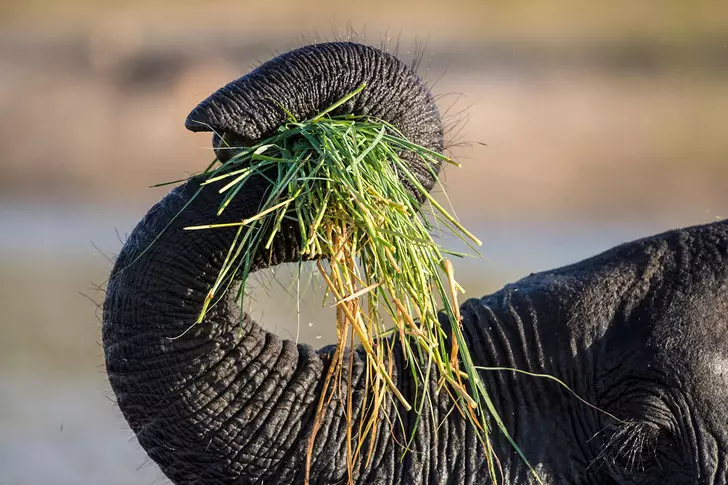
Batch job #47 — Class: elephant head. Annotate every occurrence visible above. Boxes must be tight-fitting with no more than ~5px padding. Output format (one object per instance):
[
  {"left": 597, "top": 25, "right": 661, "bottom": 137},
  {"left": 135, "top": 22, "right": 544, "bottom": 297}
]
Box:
[{"left": 103, "top": 42, "right": 728, "bottom": 484}]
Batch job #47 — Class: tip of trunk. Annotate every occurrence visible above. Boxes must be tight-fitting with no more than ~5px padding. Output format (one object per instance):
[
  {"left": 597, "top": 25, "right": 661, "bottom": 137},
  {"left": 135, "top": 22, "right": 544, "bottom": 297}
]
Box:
[{"left": 185, "top": 41, "right": 444, "bottom": 191}]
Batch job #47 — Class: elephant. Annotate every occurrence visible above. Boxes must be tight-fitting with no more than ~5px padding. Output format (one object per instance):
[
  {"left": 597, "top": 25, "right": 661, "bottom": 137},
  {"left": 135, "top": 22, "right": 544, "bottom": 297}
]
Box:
[{"left": 102, "top": 42, "right": 728, "bottom": 484}]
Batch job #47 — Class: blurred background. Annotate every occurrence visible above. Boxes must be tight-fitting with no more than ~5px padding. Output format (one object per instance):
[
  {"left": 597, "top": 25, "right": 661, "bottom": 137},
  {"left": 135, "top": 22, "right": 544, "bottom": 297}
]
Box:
[{"left": 1, "top": 1, "right": 726, "bottom": 483}]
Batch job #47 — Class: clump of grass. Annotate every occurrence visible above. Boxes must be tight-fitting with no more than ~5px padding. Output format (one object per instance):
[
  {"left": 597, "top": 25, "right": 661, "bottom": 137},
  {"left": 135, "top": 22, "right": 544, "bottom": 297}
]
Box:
[{"left": 181, "top": 83, "right": 536, "bottom": 484}]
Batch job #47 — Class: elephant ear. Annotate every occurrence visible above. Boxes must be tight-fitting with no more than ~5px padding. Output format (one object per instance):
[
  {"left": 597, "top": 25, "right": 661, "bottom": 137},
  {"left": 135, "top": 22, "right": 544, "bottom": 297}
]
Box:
[{"left": 102, "top": 42, "right": 447, "bottom": 485}]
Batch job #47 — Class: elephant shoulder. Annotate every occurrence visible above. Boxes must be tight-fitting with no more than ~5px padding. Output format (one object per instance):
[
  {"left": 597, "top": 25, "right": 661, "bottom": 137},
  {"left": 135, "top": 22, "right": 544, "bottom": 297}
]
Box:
[
  {"left": 471, "top": 219, "right": 728, "bottom": 346},
  {"left": 502, "top": 218, "right": 728, "bottom": 313}
]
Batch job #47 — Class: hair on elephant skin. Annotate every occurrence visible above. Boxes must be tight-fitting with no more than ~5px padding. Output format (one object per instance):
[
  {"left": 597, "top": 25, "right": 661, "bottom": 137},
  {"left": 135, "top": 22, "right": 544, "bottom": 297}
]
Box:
[{"left": 102, "top": 42, "right": 728, "bottom": 484}]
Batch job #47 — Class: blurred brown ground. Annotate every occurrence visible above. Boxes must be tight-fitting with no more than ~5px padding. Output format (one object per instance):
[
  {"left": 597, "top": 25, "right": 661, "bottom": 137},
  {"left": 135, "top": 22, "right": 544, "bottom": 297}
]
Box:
[
  {"left": 1, "top": 0, "right": 727, "bottom": 222},
  {"left": 1, "top": 2, "right": 727, "bottom": 483}
]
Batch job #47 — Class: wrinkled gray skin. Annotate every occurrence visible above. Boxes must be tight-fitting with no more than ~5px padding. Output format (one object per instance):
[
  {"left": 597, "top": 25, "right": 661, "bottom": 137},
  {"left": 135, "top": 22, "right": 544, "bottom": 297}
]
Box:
[{"left": 102, "top": 42, "right": 728, "bottom": 484}]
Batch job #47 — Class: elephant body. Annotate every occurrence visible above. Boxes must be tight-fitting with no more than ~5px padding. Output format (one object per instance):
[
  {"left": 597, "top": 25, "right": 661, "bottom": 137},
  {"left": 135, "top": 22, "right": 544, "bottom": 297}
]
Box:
[{"left": 102, "top": 42, "right": 728, "bottom": 484}]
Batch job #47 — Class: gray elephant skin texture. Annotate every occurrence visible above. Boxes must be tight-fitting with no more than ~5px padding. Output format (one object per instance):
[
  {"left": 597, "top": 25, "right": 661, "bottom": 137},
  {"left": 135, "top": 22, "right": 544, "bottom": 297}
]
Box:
[{"left": 102, "top": 42, "right": 728, "bottom": 484}]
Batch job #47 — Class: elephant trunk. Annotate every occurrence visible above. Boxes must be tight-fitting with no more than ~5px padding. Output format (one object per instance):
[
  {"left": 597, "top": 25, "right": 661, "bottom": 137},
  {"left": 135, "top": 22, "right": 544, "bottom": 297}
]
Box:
[{"left": 102, "top": 42, "right": 444, "bottom": 484}]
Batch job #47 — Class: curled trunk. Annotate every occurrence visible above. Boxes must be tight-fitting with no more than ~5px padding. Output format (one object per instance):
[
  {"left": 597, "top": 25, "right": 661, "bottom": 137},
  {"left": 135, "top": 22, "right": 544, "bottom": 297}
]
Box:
[{"left": 102, "top": 42, "right": 449, "bottom": 484}]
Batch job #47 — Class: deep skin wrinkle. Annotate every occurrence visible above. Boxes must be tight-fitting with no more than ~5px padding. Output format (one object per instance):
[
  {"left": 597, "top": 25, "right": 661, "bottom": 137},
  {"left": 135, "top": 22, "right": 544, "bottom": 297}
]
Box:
[{"left": 102, "top": 42, "right": 728, "bottom": 484}]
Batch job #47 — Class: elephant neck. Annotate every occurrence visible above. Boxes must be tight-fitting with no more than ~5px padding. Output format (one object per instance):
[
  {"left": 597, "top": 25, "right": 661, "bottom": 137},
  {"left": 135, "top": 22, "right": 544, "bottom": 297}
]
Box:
[{"left": 460, "top": 286, "right": 609, "bottom": 483}]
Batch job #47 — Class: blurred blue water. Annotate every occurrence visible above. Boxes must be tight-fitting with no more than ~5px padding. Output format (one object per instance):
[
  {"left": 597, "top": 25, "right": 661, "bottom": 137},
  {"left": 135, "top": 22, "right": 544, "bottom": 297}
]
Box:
[
  {"left": 0, "top": 200, "right": 682, "bottom": 274},
  {"left": 0, "top": 200, "right": 146, "bottom": 258}
]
